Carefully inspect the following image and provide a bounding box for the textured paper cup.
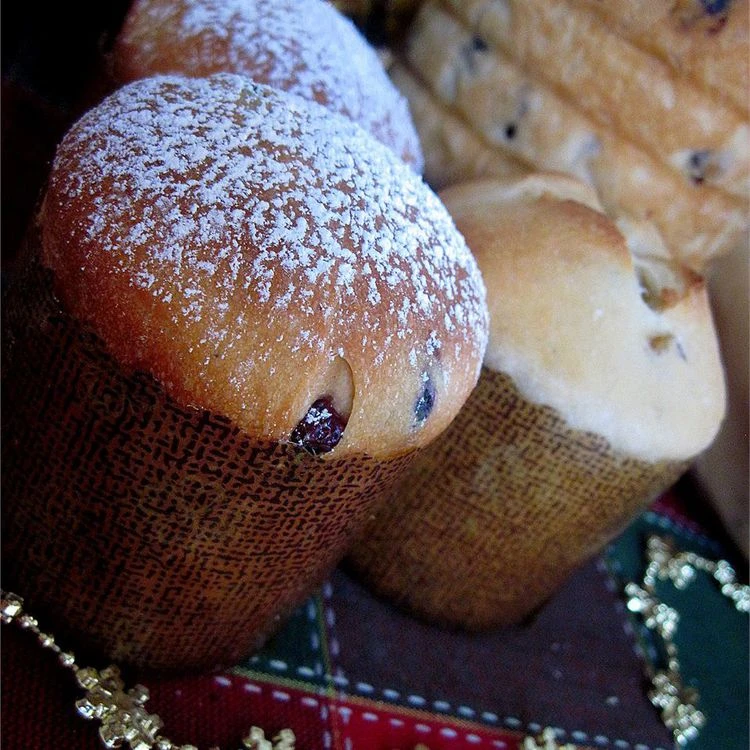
[347,175,726,629]
[348,366,687,629]
[1,73,489,672]
[1,250,414,671]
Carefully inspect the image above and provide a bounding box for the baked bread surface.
[41,73,488,459]
[396,0,750,271]
[347,173,727,629]
[440,175,726,462]
[564,0,750,114]
[113,0,424,169]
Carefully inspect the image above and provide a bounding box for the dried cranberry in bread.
[112,0,423,170]
[1,73,487,669]
[347,174,725,629]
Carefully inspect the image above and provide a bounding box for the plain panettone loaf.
[348,173,725,629]
[40,73,486,458]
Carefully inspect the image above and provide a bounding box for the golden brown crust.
[441,0,749,190]
[392,55,748,272]
[440,175,726,462]
[2,248,415,669]
[566,0,750,116]
[112,0,424,170]
[40,74,488,459]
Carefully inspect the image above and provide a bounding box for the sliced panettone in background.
[389,0,749,273]
[565,0,749,115]
[347,174,726,628]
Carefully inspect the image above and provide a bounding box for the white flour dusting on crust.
[42,74,487,456]
[115,0,423,170]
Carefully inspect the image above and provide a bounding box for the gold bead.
[273,729,296,750]
[75,666,101,690]
[714,559,735,584]
[1,593,24,622]
[18,614,39,631]
[76,697,103,721]
[243,727,272,750]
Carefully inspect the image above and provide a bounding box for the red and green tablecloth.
[3,484,748,750]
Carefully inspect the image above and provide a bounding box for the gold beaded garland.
[0,591,295,750]
[2,533,748,750]
[521,727,576,749]
[625,535,749,746]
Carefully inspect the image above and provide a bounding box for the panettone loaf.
[348,173,725,629]
[1,73,487,669]
[563,0,749,114]
[392,0,749,272]
[112,0,423,170]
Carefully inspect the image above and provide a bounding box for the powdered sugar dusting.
[45,74,487,416]
[117,0,423,170]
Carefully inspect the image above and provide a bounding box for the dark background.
[2,2,130,266]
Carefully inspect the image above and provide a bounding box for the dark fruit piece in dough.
[290,397,347,454]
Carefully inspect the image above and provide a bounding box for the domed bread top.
[112,0,424,171]
[440,174,726,463]
[40,73,488,460]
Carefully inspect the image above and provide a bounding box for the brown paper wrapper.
[348,366,687,629]
[1,246,413,672]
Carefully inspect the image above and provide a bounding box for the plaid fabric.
[3,488,748,750]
